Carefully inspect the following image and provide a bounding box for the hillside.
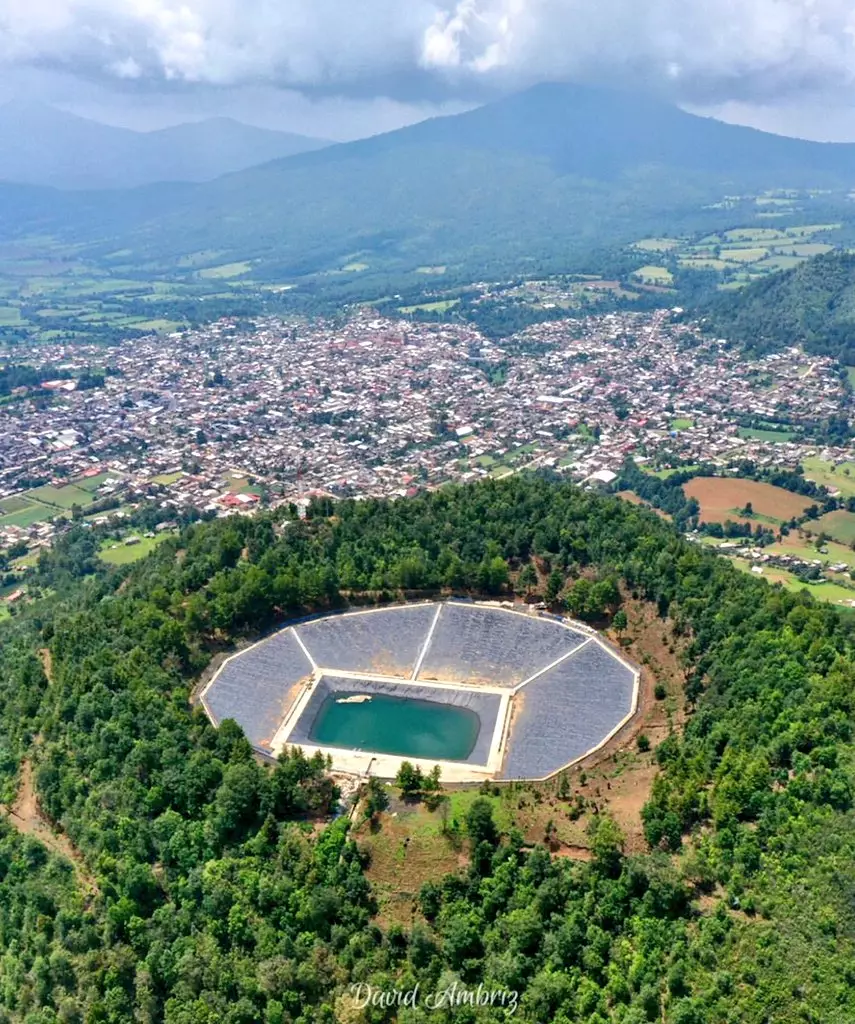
[698,250,855,362]
[4,83,855,284]
[2,476,855,1020]
[0,102,330,189]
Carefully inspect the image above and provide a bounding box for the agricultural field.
[26,483,94,510]
[197,261,253,280]
[631,221,841,291]
[801,456,855,498]
[0,474,119,531]
[813,509,855,546]
[631,265,674,285]
[702,536,855,607]
[398,299,460,314]
[645,464,701,480]
[0,240,262,343]
[683,477,813,525]
[0,502,54,530]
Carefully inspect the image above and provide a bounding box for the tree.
[545,568,564,604]
[466,797,498,852]
[363,778,389,823]
[612,609,628,634]
[395,761,423,796]
[516,562,538,597]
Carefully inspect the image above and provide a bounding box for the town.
[1,304,852,570]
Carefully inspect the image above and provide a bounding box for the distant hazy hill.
[698,251,855,362]
[0,102,330,189]
[5,83,855,279]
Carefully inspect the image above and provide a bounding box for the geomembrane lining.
[417,601,588,686]
[203,628,313,750]
[499,640,636,779]
[296,603,437,676]
[201,601,638,778]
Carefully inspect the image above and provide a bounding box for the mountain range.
[4,83,855,282]
[0,102,330,189]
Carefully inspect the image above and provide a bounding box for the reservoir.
[308,691,481,760]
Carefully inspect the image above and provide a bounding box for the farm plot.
[25,483,93,510]
[0,502,54,530]
[99,534,173,566]
[683,477,813,525]
[814,510,855,547]
[801,457,855,498]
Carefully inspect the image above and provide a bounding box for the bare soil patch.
[684,477,811,525]
[616,491,672,521]
[38,648,53,684]
[2,759,98,895]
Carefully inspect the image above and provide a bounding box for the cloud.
[3,0,855,105]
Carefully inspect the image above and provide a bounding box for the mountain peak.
[0,106,331,189]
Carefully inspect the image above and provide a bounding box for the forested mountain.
[4,83,855,281]
[698,250,855,362]
[0,102,330,189]
[2,475,855,1021]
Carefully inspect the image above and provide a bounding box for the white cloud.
[2,0,855,104]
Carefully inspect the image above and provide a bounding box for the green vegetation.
[98,533,173,565]
[699,250,855,361]
[5,83,855,327]
[633,265,674,285]
[801,456,855,497]
[737,425,798,442]
[0,475,854,1020]
[814,509,855,545]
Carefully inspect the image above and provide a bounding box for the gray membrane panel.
[500,641,636,779]
[295,604,436,676]
[204,628,313,750]
[417,603,588,687]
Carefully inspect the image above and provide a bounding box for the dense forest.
[2,475,855,1022]
[698,250,855,362]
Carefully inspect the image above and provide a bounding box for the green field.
[646,464,701,479]
[637,220,843,294]
[632,238,682,252]
[25,483,93,510]
[801,456,855,498]
[0,496,33,514]
[0,504,54,529]
[737,426,798,442]
[70,473,112,494]
[399,299,460,313]
[99,534,172,565]
[633,265,674,284]
[814,510,855,546]
[670,417,693,431]
[197,261,253,279]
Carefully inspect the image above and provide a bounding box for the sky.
[2,0,855,141]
